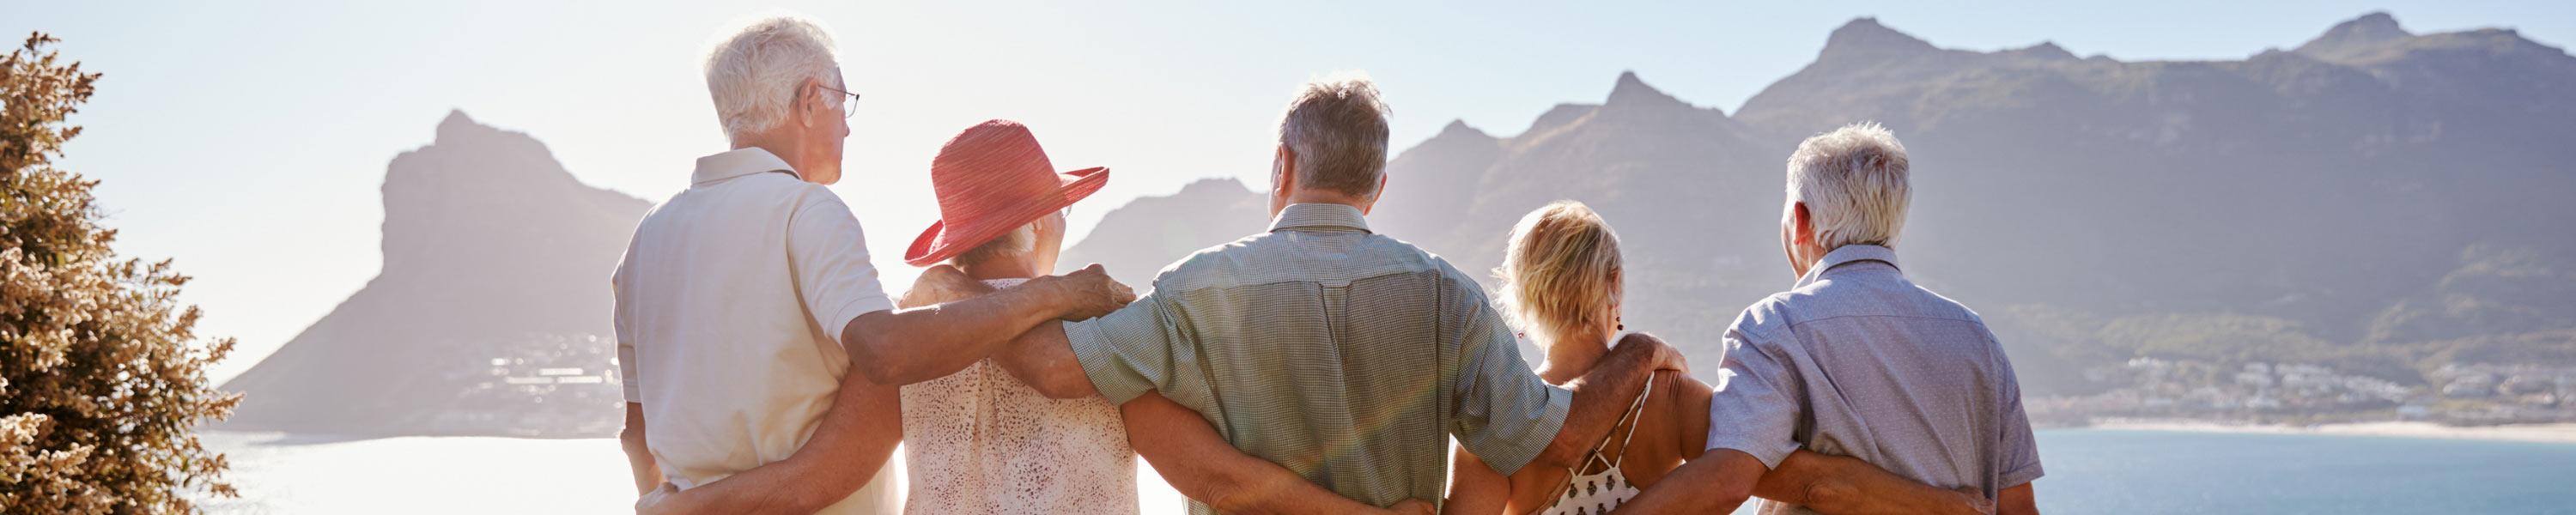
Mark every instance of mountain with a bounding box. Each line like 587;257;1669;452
221;12;2576;435
1060;178;1273;287
218;111;646;437
1060;13;2576;397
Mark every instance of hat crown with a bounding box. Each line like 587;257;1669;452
931;120;1064;221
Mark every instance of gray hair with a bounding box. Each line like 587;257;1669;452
1277;71;1392;197
1785;122;1912;250
703;15;842;142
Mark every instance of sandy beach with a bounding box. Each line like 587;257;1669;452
2093;419;2576;445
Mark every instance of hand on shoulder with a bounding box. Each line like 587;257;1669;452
1618;331;1691;374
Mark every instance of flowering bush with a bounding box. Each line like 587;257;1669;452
1;33;240;513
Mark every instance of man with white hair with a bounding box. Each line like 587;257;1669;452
612;15;1133;513
1622;123;2044;514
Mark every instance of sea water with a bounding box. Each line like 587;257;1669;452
192;428;2576;514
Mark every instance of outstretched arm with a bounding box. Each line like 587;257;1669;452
1759;451;1991;515
635;372;902;515
839;264;1132;385
1615;449;1767;513
1126;392;1425;515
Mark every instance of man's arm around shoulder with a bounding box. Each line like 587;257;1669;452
839;264;1132;385
1535;332;1686;469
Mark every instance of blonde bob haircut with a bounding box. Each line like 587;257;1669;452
1494;201;1624;347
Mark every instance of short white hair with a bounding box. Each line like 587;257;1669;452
703;15;842;142
1785;122;1911;250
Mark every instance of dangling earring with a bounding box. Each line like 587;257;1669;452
1616;316;1624;331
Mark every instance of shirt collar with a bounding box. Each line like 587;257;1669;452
1795;244;1900;288
1267;203;1373;233
692;148;799;186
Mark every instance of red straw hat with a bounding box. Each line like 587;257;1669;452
903;119;1109;266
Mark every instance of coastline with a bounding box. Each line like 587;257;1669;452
2089;419;2576;445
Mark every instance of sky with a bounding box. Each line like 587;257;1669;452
9;1;2570;383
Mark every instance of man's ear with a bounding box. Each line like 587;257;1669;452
1272;144;1297;196
795;77;822;128
1790;201;1814;246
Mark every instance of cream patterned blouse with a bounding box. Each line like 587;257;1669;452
900;278;1139;514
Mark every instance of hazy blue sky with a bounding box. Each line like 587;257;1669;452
9;1;2568;381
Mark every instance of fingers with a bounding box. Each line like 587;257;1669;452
1619;331;1692;373
1056;264;1137;320
1388;499;1436;515
1108;279;1139;305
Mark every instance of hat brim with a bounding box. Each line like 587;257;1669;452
903;166;1109;266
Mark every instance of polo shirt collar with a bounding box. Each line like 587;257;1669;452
1795;244;1900;288
692;148;799;186
1267;203;1372;233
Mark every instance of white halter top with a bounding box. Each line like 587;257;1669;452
1536;369;1656;515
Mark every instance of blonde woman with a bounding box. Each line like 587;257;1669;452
1441;201;1989;515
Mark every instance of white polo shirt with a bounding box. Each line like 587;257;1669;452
613;148;899;513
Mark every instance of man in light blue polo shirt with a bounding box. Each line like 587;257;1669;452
1625;123;2045;514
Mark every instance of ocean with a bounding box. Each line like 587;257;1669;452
192;428;2576;514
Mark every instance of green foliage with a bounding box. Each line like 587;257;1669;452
1;33;240;513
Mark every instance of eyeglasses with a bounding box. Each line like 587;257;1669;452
818;85;862;118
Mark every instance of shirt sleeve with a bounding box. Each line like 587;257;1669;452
785;193;896;344
1447;294;1573;477
1704;324;1807;470
1064;289;1194;406
1994;341;2045;488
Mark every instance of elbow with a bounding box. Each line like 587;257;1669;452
1797;476;1859;512
1201;470;1273;515
1712;482;1759;512
843;326;907;385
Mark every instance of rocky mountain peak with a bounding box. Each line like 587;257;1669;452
1820;17;1937;59
2297;11;2415;57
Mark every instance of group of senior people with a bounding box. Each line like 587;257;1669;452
611;15;2042;515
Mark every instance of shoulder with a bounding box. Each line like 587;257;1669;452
1726;291;1803;344
1910;283;1990;326
774;179;853;215
1141;233;1268;293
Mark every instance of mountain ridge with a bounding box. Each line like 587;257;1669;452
1062;12;2576;397
220;110;644;437
228;12;2576;435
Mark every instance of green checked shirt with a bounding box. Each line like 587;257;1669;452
1066;203;1573;513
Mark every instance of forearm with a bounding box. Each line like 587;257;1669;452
1540;334;1668;468
1440;445;1511;515
621;403;659;495
1756;450;1984;515
1617;451;1761;514
641;379;904;514
1126;392;1391;515
844;279;1070;385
